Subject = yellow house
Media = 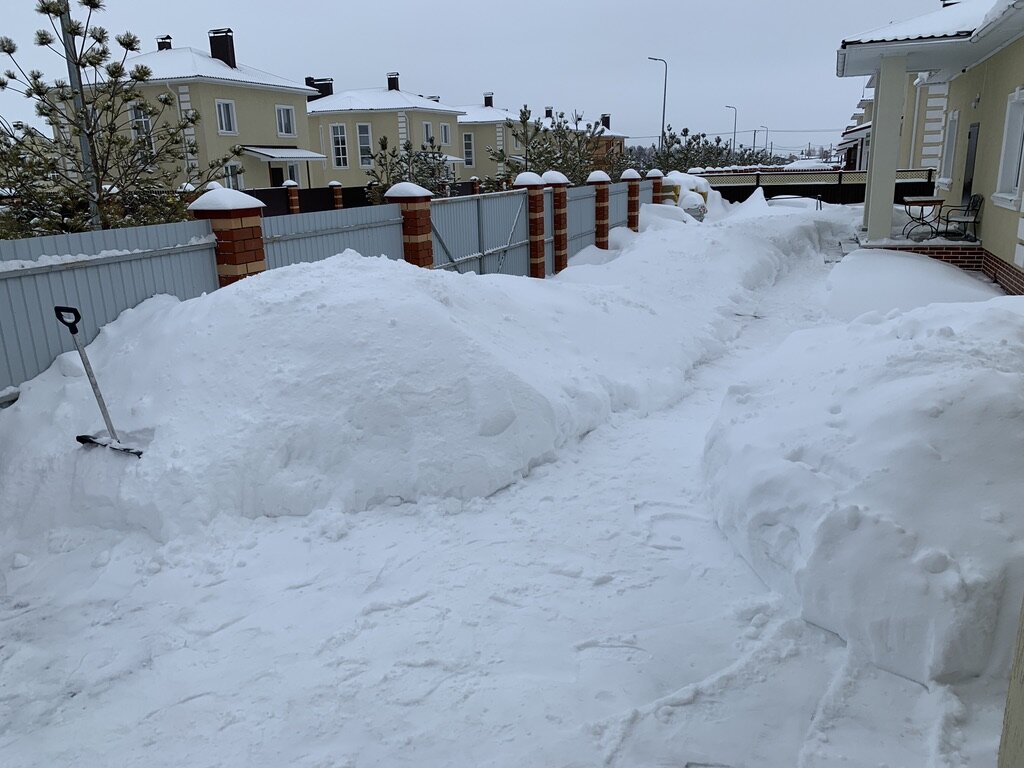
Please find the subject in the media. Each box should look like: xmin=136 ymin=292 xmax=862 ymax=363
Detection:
xmin=306 ymin=73 xmax=465 ymax=188
xmin=838 ymin=0 xmax=1024 ymax=278
xmin=455 ymin=93 xmax=515 ymax=181
xmin=125 ymin=29 xmax=323 ymax=190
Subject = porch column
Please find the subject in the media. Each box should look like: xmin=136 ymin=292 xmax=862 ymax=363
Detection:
xmin=865 ymin=55 xmax=907 ymax=241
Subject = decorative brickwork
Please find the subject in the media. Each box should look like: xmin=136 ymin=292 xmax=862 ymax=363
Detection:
xmin=873 ymin=243 xmax=1024 ymax=296
xmin=984 ymin=251 xmax=1024 ymax=295
xmin=191 ymin=206 xmax=267 ymax=288
xmin=550 ymin=182 xmax=569 ymax=273
xmin=646 ymin=169 xmax=665 ymax=205
xmin=590 ymin=179 xmax=611 ymax=250
xmin=625 ymin=177 xmax=641 ymax=232
xmin=385 ymin=191 xmax=434 ymax=268
xmin=286 ymin=185 xmax=300 ymax=215
xmin=330 ymin=183 xmax=344 ymax=210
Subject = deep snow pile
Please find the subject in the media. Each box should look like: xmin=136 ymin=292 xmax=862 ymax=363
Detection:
xmin=0 ymin=202 xmax=851 ymax=546
xmin=705 ymin=279 xmax=1024 ymax=684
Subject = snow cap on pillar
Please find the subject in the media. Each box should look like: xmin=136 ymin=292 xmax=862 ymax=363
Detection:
xmin=541 ymin=170 xmax=570 ymax=185
xmin=282 ymin=179 xmax=298 ymax=188
xmin=620 ymin=168 xmax=642 ymax=181
xmin=385 ymin=181 xmax=433 ymax=198
xmin=513 ymin=171 xmax=545 ymax=186
xmin=586 ymin=170 xmax=612 ymax=183
xmin=187 ymin=184 xmax=266 ymax=212
xmin=645 ymin=169 xmax=664 ymax=179
xmin=328 ymin=180 xmax=342 ymax=187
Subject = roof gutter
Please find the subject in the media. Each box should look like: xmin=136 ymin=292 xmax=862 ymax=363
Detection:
xmin=972 ymin=0 xmax=1024 ymax=42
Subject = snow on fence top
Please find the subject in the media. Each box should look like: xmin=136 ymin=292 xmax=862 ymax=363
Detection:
xmin=586 ymin=171 xmax=611 ymax=184
xmin=541 ymin=171 xmax=570 ymax=185
xmin=620 ymin=169 xmax=642 ymax=181
xmin=513 ymin=172 xmax=545 ymax=187
xmin=384 ymin=182 xmax=433 ymax=198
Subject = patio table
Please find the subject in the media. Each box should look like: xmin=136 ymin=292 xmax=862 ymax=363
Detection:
xmin=902 ymin=196 xmax=946 ymax=240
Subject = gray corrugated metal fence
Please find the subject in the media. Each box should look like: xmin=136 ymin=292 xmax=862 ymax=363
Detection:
xmin=263 ymin=205 xmax=404 ymax=268
xmin=640 ymin=179 xmax=654 ymax=204
xmin=432 ymin=190 xmax=530 ymax=276
xmin=609 ymin=182 xmax=629 ymax=230
xmin=1 ymin=220 xmax=217 ymax=394
xmin=567 ymin=186 xmax=596 ymax=260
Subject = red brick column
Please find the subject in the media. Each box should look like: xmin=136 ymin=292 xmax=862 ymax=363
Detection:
xmin=283 ymin=180 xmax=300 ymax=214
xmin=385 ymin=183 xmax=434 ymax=268
xmin=188 ymin=183 xmax=267 ymax=288
xmin=588 ymin=171 xmax=611 ymax=250
xmin=329 ymin=181 xmax=344 ymax=210
xmin=646 ymin=169 xmax=665 ymax=205
xmin=542 ymin=171 xmax=570 ymax=273
xmin=515 ymin=172 xmax=546 ymax=279
xmin=471 ymin=177 xmax=481 ymax=196
xmin=621 ymin=169 xmax=641 ymax=232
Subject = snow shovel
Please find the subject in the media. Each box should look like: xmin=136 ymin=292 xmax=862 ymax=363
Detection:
xmin=53 ymin=305 xmax=142 ymax=458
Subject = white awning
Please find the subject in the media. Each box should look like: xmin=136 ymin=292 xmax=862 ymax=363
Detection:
xmin=242 ymin=146 xmax=327 ymax=162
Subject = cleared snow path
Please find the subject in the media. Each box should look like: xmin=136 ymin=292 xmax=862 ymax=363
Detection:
xmin=0 ymin=245 xmax=991 ymax=767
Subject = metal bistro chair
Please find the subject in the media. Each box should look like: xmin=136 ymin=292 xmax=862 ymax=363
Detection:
xmin=940 ymin=194 xmax=983 ymax=241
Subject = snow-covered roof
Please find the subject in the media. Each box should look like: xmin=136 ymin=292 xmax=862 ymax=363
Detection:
xmin=242 ymin=146 xmax=327 ymax=162
xmin=308 ymin=89 xmax=464 ymax=115
xmin=126 ymin=47 xmax=316 ymax=94
xmin=457 ymin=104 xmax=514 ymax=124
xmin=844 ymin=0 xmax=991 ymax=45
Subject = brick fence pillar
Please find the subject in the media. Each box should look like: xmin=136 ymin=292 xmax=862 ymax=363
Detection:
xmin=621 ymin=168 xmax=641 ymax=232
xmin=588 ymin=170 xmax=611 ymax=250
xmin=385 ymin=182 xmax=434 ymax=268
xmin=543 ymin=171 xmax=570 ymax=273
xmin=329 ymin=181 xmax=344 ymax=210
xmin=188 ymin=182 xmax=267 ymax=288
xmin=646 ymin=168 xmax=665 ymax=204
xmin=471 ymin=176 xmax=481 ymax=196
xmin=283 ymin=179 xmax=300 ymax=214
xmin=514 ymin=172 xmax=547 ymax=279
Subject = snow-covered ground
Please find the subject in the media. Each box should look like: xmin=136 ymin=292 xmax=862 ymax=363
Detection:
xmin=0 ymin=195 xmax=1016 ymax=767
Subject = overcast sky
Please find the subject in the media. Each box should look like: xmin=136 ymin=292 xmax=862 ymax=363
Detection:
xmin=0 ymin=0 xmax=941 ymax=155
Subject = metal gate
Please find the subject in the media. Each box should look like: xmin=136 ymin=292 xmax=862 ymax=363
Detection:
xmin=431 ymin=190 xmax=531 ymax=276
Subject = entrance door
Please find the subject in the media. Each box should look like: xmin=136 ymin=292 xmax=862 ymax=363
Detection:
xmin=962 ymin=123 xmax=980 ymax=206
xmin=269 ymin=166 xmax=285 ymax=187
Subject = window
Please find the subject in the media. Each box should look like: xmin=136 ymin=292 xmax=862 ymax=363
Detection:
xmin=129 ymin=104 xmax=154 ymax=153
xmin=216 ymin=99 xmax=237 ymax=134
xmin=440 ymin=122 xmax=450 ymax=146
xmin=287 ymin=162 xmax=300 ymax=184
xmin=223 ymin=162 xmax=244 ymax=190
xmin=331 ymin=123 xmax=349 ymax=168
xmin=422 ymin=121 xmax=433 ymax=144
xmin=995 ymin=87 xmax=1024 ymax=208
xmin=276 ymin=105 xmax=296 ymax=137
xmin=463 ymin=132 xmax=474 ymax=167
xmin=938 ymin=109 xmax=959 ymax=189
xmin=513 ymin=134 xmax=522 ymax=150
xmin=357 ymin=123 xmax=373 ymax=168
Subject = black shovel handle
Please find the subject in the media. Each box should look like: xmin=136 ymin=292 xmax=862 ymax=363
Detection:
xmin=54 ymin=305 xmax=82 ymax=335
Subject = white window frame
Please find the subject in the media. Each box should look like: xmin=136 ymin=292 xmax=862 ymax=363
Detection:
xmin=216 ymin=99 xmax=237 ymax=135
xmin=223 ymin=161 xmax=244 ymax=190
xmin=129 ymin=103 xmax=155 ymax=153
xmin=357 ymin=123 xmax=373 ymax=168
xmin=422 ymin=121 xmax=433 ymax=144
xmin=287 ymin=162 xmax=300 ymax=184
xmin=276 ymin=105 xmax=297 ymax=138
xmin=937 ymin=109 xmax=959 ymax=190
xmin=463 ymin=132 xmax=474 ymax=168
xmin=331 ymin=123 xmax=349 ymax=168
xmin=994 ymin=87 xmax=1024 ymax=210
xmin=440 ymin=122 xmax=451 ymax=146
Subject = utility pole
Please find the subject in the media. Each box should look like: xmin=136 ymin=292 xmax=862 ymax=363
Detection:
xmin=725 ymin=105 xmax=737 ymax=162
xmin=60 ymin=7 xmax=101 ymax=229
xmin=648 ymin=57 xmax=668 ymax=151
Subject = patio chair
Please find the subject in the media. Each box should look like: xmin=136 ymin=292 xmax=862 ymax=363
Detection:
xmin=940 ymin=194 xmax=983 ymax=241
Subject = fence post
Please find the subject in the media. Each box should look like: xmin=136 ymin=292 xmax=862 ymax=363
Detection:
xmin=588 ymin=170 xmax=611 ymax=250
xmin=543 ymin=170 xmax=570 ymax=273
xmin=283 ymin=179 xmax=300 ymax=214
xmin=471 ymin=176 xmax=481 ymax=196
xmin=385 ymin=182 xmax=435 ymax=268
xmin=646 ymin=168 xmax=665 ymax=204
xmin=621 ymin=168 xmax=641 ymax=232
xmin=188 ymin=182 xmax=267 ymax=288
xmin=514 ymin=171 xmax=547 ymax=279
xmin=329 ymin=180 xmax=344 ymax=210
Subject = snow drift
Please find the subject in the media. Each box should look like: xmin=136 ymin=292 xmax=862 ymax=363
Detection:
xmin=0 ymin=205 xmax=852 ymax=544
xmin=705 ymin=293 xmax=1024 ymax=684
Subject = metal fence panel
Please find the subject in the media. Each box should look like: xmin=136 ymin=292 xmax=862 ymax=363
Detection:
xmin=0 ymin=220 xmax=210 ymax=264
xmin=640 ymin=179 xmax=654 ymax=205
xmin=262 ymin=205 xmax=405 ymax=269
xmin=567 ymin=186 xmax=596 ymax=259
xmin=609 ymin=182 xmax=629 ymax=230
xmin=544 ymin=188 xmax=554 ymax=276
xmin=479 ymin=191 xmax=530 ymax=276
xmin=431 ymin=196 xmax=482 ymax=273
xmin=1 ymin=227 xmax=217 ymax=393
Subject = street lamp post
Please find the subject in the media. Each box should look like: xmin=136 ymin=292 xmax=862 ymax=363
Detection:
xmin=648 ymin=57 xmax=668 ymax=151
xmin=760 ymin=125 xmax=769 ymax=153
xmin=725 ymin=105 xmax=738 ymax=162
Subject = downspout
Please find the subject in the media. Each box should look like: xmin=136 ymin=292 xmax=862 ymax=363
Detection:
xmin=910 ymin=76 xmax=923 ymax=166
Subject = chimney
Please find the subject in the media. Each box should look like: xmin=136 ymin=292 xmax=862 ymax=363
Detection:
xmin=601 ymin=113 xmax=611 ymax=130
xmin=427 ymin=95 xmax=440 ymax=103
xmin=156 ymin=35 xmax=172 ymax=51
xmin=387 ymin=72 xmax=400 ymax=91
xmin=305 ymin=76 xmax=334 ymax=102
xmin=941 ymin=1 xmax=961 ymax=5
xmin=544 ymin=106 xmax=553 ymax=120
xmin=483 ymin=92 xmax=494 ymax=108
xmin=208 ymin=28 xmax=236 ymax=69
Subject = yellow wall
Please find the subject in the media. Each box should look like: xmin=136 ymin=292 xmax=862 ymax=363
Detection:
xmin=457 ymin=122 xmax=509 ymax=180
xmin=942 ymin=38 xmax=1024 ymax=265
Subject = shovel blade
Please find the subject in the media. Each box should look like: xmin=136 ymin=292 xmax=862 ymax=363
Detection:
xmin=76 ymin=434 xmax=143 ymax=458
